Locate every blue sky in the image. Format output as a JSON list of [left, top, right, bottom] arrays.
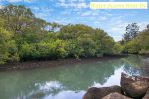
[[0, 0, 149, 41]]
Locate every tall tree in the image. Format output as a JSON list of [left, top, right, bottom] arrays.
[[0, 5, 34, 34], [123, 23, 139, 42]]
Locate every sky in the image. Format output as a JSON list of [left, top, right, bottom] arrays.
[[0, 0, 149, 41]]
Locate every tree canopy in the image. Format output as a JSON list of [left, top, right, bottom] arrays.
[[123, 23, 139, 42], [0, 4, 149, 64], [122, 24, 149, 54]]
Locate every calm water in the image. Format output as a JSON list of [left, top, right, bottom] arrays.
[[0, 55, 148, 99]]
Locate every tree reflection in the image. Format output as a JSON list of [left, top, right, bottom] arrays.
[[0, 56, 147, 99], [140, 58, 149, 76]]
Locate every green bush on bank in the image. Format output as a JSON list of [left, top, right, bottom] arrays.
[[122, 25, 149, 54], [0, 27, 19, 64]]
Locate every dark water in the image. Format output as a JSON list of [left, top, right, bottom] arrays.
[[0, 55, 148, 99]]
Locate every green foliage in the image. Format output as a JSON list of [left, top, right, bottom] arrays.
[[139, 28, 149, 50], [0, 27, 19, 64], [138, 27, 149, 54], [113, 43, 123, 54], [0, 28, 11, 64], [59, 24, 116, 57], [139, 49, 149, 54], [122, 24, 149, 54], [0, 5, 34, 33], [0, 4, 136, 65], [123, 39, 141, 54], [77, 35, 96, 57], [65, 40, 82, 58], [123, 23, 139, 42], [20, 40, 68, 60], [7, 40, 20, 62]]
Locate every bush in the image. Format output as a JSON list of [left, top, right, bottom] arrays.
[[113, 43, 123, 54], [20, 39, 68, 60], [139, 49, 149, 54], [123, 39, 141, 54], [0, 28, 19, 64], [65, 40, 83, 58]]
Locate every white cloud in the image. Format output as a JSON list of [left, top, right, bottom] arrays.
[[80, 10, 100, 16], [99, 16, 107, 21], [24, 0, 34, 3], [6, 0, 34, 3], [0, 5, 3, 9], [56, 0, 88, 9], [110, 21, 149, 41], [107, 16, 149, 41], [58, 0, 86, 3], [61, 9, 73, 15], [79, 10, 108, 21], [56, 2, 88, 8], [7, 0, 22, 2], [138, 22, 149, 31], [33, 7, 53, 20], [81, 11, 93, 16], [29, 6, 40, 10], [113, 36, 123, 41]]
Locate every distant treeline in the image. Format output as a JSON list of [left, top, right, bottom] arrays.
[[121, 23, 149, 54], [0, 4, 148, 64]]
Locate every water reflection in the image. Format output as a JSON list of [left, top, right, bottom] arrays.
[[140, 58, 149, 76], [92, 67, 124, 87], [0, 55, 148, 99], [43, 90, 85, 99]]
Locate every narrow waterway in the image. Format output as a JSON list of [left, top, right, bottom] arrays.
[[0, 55, 148, 99]]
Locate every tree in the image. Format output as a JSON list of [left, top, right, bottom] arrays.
[[123, 39, 141, 54], [0, 5, 34, 33], [122, 24, 149, 54], [113, 43, 123, 54], [123, 23, 139, 42], [77, 34, 96, 57], [93, 29, 115, 55], [59, 24, 94, 39], [138, 25, 149, 54], [0, 4, 127, 64], [0, 27, 19, 64]]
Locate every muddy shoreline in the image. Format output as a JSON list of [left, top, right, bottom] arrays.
[[0, 55, 127, 71]]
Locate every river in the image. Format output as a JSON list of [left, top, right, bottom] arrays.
[[0, 55, 148, 99]]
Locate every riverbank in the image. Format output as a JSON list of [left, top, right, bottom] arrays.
[[0, 55, 127, 71]]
